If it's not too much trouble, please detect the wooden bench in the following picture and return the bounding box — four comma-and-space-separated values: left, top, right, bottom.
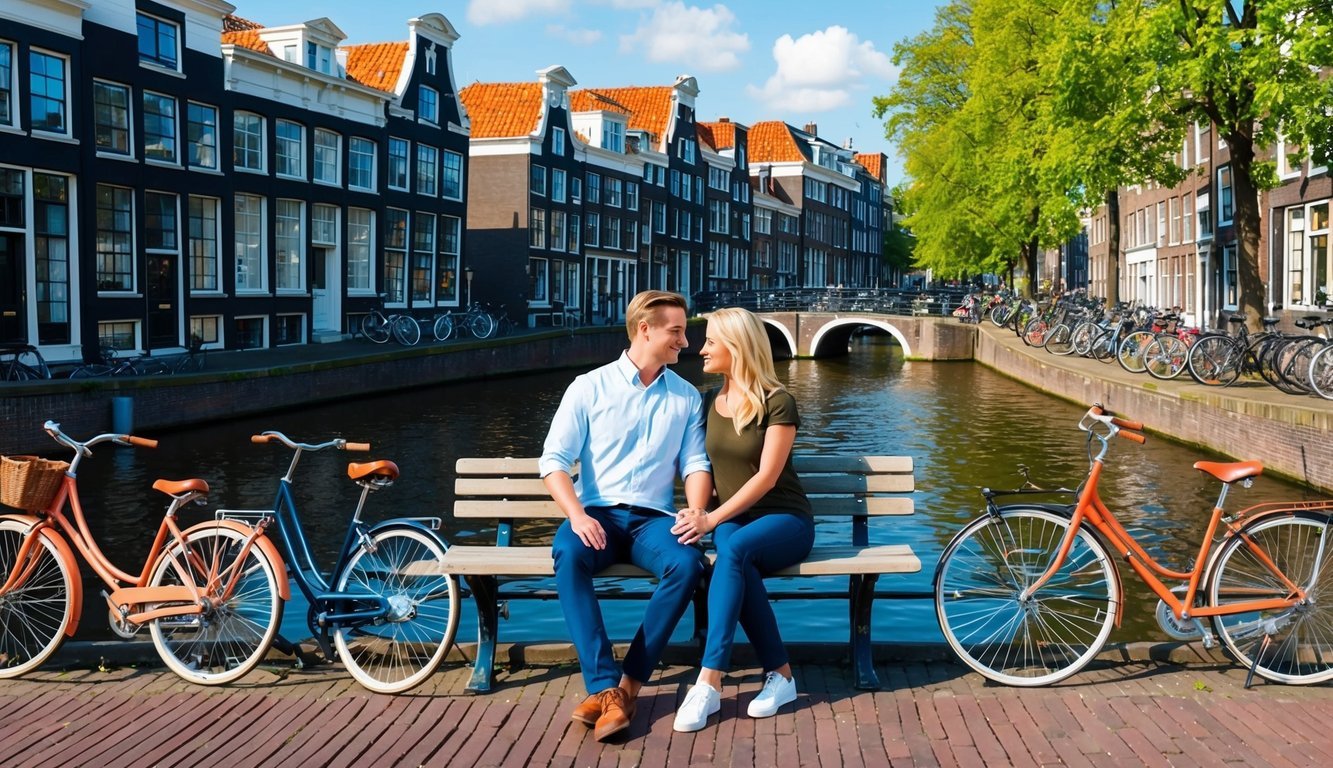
444, 455, 920, 693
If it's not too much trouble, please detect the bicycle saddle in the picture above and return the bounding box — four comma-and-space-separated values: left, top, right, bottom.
348, 460, 399, 482
152, 478, 209, 496
1192, 460, 1263, 484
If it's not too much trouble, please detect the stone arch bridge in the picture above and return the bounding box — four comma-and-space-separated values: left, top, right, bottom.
753, 312, 976, 360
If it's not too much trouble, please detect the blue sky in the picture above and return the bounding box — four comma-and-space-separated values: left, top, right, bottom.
238, 1, 945, 188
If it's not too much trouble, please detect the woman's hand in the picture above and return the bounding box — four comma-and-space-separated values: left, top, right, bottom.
671, 507, 713, 545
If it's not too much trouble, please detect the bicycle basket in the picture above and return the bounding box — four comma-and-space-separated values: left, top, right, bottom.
0, 455, 69, 510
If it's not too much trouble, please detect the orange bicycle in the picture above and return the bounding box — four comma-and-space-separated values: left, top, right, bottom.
0, 421, 287, 683
935, 404, 1333, 686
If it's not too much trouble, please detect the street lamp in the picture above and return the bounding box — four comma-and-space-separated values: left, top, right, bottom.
465, 267, 474, 308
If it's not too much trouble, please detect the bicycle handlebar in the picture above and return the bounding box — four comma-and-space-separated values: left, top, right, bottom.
43, 420, 158, 456
251, 431, 369, 452
1081, 405, 1147, 444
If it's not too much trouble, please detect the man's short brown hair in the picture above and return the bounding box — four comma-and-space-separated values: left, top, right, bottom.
624, 290, 688, 340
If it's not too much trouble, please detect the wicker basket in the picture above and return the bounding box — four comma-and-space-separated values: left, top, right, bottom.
0, 455, 69, 511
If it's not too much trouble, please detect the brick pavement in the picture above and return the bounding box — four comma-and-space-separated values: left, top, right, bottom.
1, 653, 1329, 767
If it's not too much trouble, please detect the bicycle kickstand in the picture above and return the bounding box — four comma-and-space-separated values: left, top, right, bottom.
1243, 634, 1272, 689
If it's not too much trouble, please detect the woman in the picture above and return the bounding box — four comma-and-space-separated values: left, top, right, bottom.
670, 307, 814, 733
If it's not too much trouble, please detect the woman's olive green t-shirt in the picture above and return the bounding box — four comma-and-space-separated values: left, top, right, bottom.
704, 388, 812, 517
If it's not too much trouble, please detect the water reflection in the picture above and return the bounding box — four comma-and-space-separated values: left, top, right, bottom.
63, 332, 1309, 646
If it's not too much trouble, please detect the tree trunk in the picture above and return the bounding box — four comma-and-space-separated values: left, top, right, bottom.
1104, 188, 1120, 306
1227, 132, 1266, 330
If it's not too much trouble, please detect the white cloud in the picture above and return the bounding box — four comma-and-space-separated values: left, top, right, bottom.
747, 26, 898, 113
547, 24, 604, 46
467, 0, 572, 26
600, 0, 661, 7
619, 2, 749, 72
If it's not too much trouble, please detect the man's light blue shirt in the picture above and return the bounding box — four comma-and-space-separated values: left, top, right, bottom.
540, 352, 709, 515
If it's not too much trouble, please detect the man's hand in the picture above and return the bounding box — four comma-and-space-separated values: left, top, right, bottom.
569, 510, 607, 550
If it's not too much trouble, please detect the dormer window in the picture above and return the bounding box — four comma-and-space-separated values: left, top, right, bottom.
307, 42, 333, 75
419, 86, 439, 125
137, 12, 180, 71
602, 121, 625, 153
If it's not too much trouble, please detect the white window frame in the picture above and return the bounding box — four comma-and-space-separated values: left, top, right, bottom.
93, 80, 133, 157
552, 168, 566, 203
188, 195, 222, 294
186, 102, 218, 170
347, 207, 375, 294
143, 91, 178, 165
418, 86, 439, 125
441, 150, 463, 200
1217, 165, 1233, 227
388, 137, 410, 191
349, 137, 376, 192
234, 193, 267, 293
136, 11, 181, 72
234, 112, 265, 173
552, 127, 566, 156
29, 48, 70, 138
275, 199, 305, 293
416, 144, 438, 196
275, 120, 305, 179
313, 128, 341, 186
0, 40, 17, 130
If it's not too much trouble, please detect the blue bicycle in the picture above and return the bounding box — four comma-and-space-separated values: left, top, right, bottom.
221, 431, 459, 693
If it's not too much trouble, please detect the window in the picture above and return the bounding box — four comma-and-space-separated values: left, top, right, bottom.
347, 208, 373, 292
275, 314, 304, 345
602, 120, 624, 153
567, 213, 581, 253
136, 12, 179, 70
587, 173, 601, 204
29, 50, 68, 134
626, 220, 638, 249
0, 42, 13, 127
190, 315, 220, 346
553, 127, 566, 156
94, 82, 131, 156
186, 103, 217, 169
603, 216, 620, 250
626, 182, 638, 211
530, 208, 547, 248
552, 169, 566, 203
531, 165, 547, 197
188, 196, 220, 291
234, 316, 266, 349
384, 208, 408, 303
565, 262, 580, 306
419, 86, 438, 124
1195, 122, 1211, 165
234, 112, 264, 171
585, 212, 599, 247
548, 210, 567, 253
653, 201, 666, 233
1217, 166, 1233, 226
276, 120, 304, 178
234, 194, 265, 292
416, 144, 438, 196
275, 199, 304, 292
529, 257, 548, 303
1156, 201, 1166, 247
312, 204, 337, 246
349, 137, 375, 191
571, 176, 582, 204
679, 137, 695, 163
411, 213, 434, 302
441, 150, 463, 200
95, 185, 133, 291
438, 215, 461, 304
142, 92, 177, 162
606, 178, 622, 208
33, 173, 70, 344
144, 192, 177, 251
388, 138, 409, 190
1183, 194, 1194, 243
314, 129, 340, 184
306, 42, 333, 75
709, 166, 728, 190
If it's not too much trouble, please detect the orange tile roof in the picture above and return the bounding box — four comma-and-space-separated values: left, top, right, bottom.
568, 90, 632, 117
748, 121, 807, 163
855, 153, 886, 182
697, 121, 737, 152
344, 42, 409, 93
573, 86, 673, 141
459, 83, 544, 139
223, 15, 264, 32
221, 29, 271, 55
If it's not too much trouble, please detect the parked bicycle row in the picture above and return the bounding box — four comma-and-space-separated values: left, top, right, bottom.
2, 342, 207, 381
995, 293, 1333, 399
359, 296, 522, 346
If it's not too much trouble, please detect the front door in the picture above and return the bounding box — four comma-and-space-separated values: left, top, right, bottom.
311, 246, 340, 334
0, 233, 24, 343
145, 252, 179, 350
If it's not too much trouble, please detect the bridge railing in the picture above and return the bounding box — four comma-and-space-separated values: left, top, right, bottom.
691, 288, 975, 317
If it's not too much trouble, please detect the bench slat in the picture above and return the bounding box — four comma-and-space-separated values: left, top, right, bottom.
456, 477, 556, 497
453, 496, 914, 519
792, 455, 912, 473
437, 543, 920, 577
456, 457, 544, 475
456, 470, 913, 498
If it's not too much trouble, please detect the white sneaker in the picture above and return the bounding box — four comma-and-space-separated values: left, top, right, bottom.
672, 683, 721, 732
747, 672, 797, 718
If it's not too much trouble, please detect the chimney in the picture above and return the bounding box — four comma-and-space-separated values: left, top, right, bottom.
719, 116, 730, 123
803, 122, 818, 136
844, 137, 854, 150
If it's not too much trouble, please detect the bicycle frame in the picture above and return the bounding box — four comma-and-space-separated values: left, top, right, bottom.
1020, 410, 1314, 626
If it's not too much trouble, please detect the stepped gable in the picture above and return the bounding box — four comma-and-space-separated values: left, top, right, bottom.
749, 121, 808, 163
458, 83, 544, 138
343, 42, 410, 92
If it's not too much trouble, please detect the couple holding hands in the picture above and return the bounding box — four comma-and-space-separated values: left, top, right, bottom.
540, 290, 814, 741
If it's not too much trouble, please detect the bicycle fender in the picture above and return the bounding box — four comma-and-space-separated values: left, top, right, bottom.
367, 519, 450, 548
2, 514, 84, 635
179, 519, 291, 601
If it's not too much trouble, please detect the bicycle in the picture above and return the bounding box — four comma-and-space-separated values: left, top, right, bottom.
433, 303, 496, 341
69, 345, 170, 378
0, 422, 285, 684
1186, 315, 1283, 387
360, 294, 421, 346
0, 344, 51, 381
935, 403, 1333, 687
225, 431, 459, 693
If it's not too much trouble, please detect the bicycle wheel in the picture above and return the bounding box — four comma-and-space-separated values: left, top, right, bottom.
1022, 318, 1049, 347
1070, 322, 1096, 357
333, 527, 459, 694
1187, 335, 1240, 386
0, 520, 75, 678
432, 314, 455, 341
1043, 324, 1074, 356
147, 526, 284, 685
989, 303, 1011, 327
1310, 345, 1333, 400
16, 348, 51, 380
1273, 338, 1320, 395
935, 507, 1119, 686
361, 312, 391, 344
469, 312, 495, 340
1207, 513, 1333, 685
1143, 336, 1189, 380
1116, 331, 1154, 374
392, 315, 421, 346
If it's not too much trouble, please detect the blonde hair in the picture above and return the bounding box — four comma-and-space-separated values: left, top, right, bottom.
625, 290, 688, 340
707, 307, 784, 433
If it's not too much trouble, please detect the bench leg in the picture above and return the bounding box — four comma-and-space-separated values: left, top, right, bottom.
464, 574, 500, 693
849, 574, 881, 690
692, 570, 711, 649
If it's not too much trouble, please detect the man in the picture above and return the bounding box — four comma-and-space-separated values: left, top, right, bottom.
540, 290, 712, 742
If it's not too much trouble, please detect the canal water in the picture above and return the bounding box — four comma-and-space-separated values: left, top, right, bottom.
66, 335, 1311, 648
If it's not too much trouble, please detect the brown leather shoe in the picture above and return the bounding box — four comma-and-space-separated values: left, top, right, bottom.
593, 687, 636, 742
571, 693, 603, 726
